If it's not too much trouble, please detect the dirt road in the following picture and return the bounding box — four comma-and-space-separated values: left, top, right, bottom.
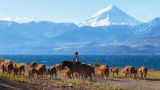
0, 76, 160, 90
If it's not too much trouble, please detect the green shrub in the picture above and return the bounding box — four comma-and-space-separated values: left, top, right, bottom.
93, 60, 101, 67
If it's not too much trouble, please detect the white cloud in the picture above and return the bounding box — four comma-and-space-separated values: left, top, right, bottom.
0, 15, 54, 23
0, 15, 32, 23
0, 16, 12, 21
14, 17, 33, 23
15, 17, 30, 20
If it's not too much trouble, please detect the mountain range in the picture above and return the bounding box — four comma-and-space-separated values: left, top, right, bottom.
0, 5, 160, 55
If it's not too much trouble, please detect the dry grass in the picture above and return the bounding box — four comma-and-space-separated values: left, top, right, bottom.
146, 70, 160, 81
0, 72, 28, 83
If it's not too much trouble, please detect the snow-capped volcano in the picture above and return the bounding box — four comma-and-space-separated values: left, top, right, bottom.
85, 5, 142, 27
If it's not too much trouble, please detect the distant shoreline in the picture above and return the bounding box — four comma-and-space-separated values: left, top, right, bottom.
0, 55, 160, 70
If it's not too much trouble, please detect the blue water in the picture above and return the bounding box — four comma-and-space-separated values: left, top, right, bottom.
0, 55, 160, 70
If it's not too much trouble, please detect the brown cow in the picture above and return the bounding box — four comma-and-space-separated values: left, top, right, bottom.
98, 65, 109, 80
138, 66, 148, 79
15, 64, 25, 75
110, 67, 119, 77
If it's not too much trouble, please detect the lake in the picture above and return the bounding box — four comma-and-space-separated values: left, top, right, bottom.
0, 55, 160, 70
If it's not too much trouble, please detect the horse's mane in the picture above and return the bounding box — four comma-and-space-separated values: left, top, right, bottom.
63, 60, 72, 63
62, 60, 74, 69
30, 62, 37, 67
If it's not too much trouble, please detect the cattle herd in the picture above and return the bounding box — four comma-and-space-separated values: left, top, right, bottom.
0, 60, 148, 81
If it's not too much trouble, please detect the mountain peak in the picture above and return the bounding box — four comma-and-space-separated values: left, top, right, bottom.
85, 5, 142, 27
92, 5, 118, 18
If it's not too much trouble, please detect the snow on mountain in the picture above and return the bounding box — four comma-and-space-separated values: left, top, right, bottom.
85, 5, 142, 27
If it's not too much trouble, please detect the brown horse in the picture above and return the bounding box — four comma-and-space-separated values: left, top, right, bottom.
54, 64, 62, 72
13, 65, 19, 77
28, 67, 35, 78
110, 67, 119, 77
98, 65, 109, 80
28, 62, 37, 78
61, 61, 93, 81
15, 64, 25, 75
122, 66, 137, 78
132, 68, 138, 78
64, 69, 72, 79
30, 62, 37, 67
1, 60, 14, 76
47, 66, 57, 78
32, 64, 46, 78
138, 66, 148, 79
81, 64, 95, 80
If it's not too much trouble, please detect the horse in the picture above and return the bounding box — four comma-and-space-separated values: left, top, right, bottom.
64, 69, 72, 79
32, 64, 46, 78
110, 67, 119, 77
28, 62, 37, 78
61, 61, 82, 79
15, 64, 25, 75
98, 65, 109, 80
28, 67, 35, 78
122, 66, 137, 78
81, 64, 95, 80
1, 60, 14, 76
61, 61, 93, 81
13, 65, 19, 77
138, 66, 148, 79
28, 63, 46, 78
30, 62, 37, 67
54, 64, 62, 72
47, 66, 57, 78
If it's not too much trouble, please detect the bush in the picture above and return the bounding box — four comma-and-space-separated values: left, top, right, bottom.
93, 60, 101, 67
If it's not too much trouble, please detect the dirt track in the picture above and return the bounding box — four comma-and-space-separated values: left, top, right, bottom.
0, 75, 160, 90
0, 77, 33, 90
96, 78, 160, 90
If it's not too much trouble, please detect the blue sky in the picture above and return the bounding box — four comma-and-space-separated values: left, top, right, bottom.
0, 0, 159, 24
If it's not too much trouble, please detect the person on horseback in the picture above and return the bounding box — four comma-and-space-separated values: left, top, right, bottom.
73, 52, 80, 63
